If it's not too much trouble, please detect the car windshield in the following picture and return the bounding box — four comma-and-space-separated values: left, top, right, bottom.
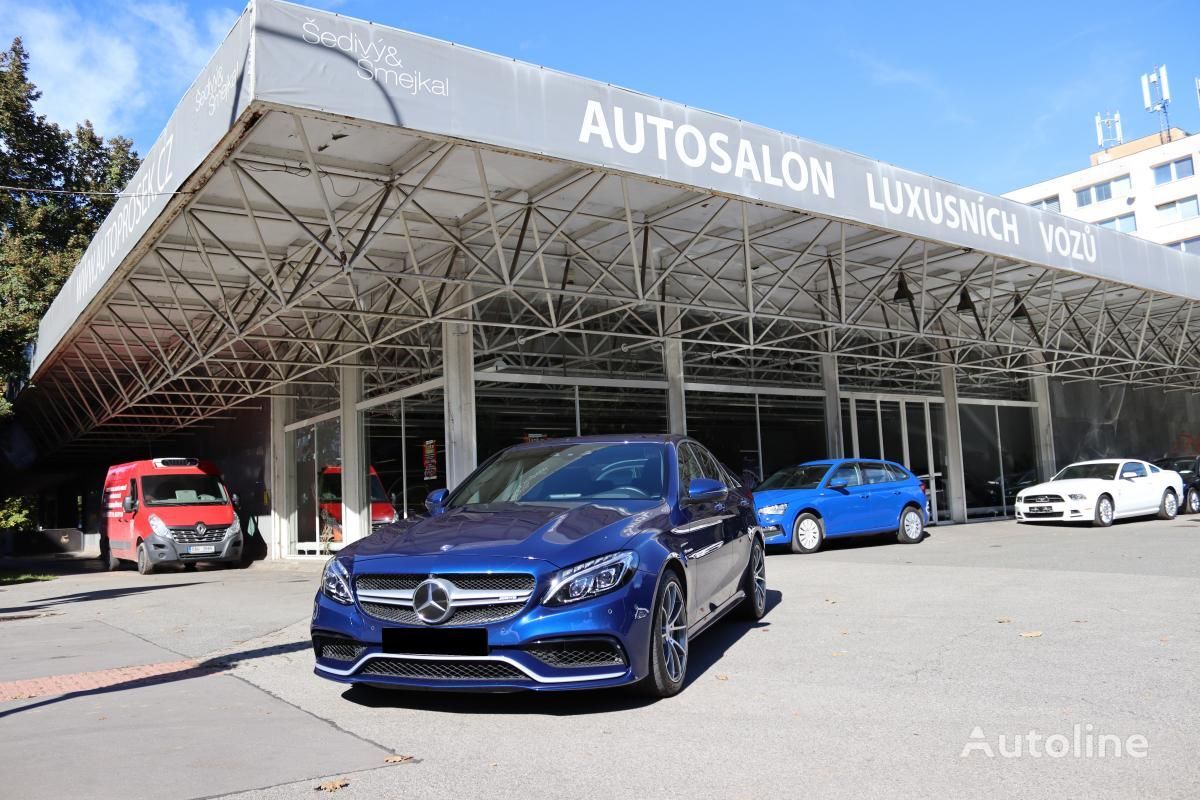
1053, 463, 1118, 481
142, 475, 228, 506
1155, 457, 1195, 476
757, 464, 832, 491
447, 442, 668, 508
319, 471, 389, 503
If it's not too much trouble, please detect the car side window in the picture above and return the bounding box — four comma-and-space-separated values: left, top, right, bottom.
1121, 462, 1147, 478
687, 443, 723, 482
886, 464, 910, 482
128, 479, 138, 506
862, 462, 893, 485
1149, 464, 1160, 474
829, 463, 862, 487
677, 444, 705, 489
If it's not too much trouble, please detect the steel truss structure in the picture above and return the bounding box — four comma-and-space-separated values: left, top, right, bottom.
21, 108, 1200, 455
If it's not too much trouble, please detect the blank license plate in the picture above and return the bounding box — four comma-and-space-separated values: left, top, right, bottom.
188, 545, 216, 554
1029, 506, 1051, 513
383, 627, 487, 656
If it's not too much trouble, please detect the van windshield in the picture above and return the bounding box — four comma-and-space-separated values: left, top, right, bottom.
142, 475, 228, 506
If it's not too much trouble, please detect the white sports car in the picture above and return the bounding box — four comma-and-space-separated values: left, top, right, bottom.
1015, 459, 1185, 527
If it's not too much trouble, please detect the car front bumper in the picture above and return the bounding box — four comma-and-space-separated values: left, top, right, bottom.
1014, 498, 1093, 523
310, 567, 660, 692
144, 531, 243, 564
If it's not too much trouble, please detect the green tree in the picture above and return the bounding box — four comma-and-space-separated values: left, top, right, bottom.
0, 38, 140, 385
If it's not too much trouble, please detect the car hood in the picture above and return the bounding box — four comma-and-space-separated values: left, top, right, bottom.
344, 499, 669, 569
1018, 479, 1110, 498
753, 488, 818, 508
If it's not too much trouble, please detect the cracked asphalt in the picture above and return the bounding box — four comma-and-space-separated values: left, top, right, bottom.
2, 516, 1198, 799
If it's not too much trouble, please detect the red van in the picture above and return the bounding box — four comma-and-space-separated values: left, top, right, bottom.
317, 465, 399, 542
103, 458, 242, 574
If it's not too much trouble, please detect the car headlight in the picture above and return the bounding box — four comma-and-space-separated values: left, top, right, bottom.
544, 551, 638, 606
1068, 493, 1087, 501
148, 514, 171, 538
228, 516, 241, 537
758, 503, 788, 516
321, 558, 353, 605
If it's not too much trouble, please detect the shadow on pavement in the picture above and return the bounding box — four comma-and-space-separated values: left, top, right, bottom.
0, 640, 311, 720
0, 583, 195, 615
343, 589, 783, 715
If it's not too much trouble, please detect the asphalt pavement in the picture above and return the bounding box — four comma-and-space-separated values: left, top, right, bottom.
2, 516, 1198, 799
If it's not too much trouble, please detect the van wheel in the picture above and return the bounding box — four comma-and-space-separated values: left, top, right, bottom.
106, 550, 122, 571
136, 543, 155, 575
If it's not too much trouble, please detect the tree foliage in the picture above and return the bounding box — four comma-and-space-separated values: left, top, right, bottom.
0, 38, 141, 383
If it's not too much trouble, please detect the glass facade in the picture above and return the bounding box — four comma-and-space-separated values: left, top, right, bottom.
960, 403, 1037, 519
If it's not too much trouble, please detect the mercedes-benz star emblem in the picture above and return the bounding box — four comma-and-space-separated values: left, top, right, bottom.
195, 522, 207, 536
413, 578, 454, 625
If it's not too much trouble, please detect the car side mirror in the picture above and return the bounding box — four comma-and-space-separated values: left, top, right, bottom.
683, 477, 728, 506
827, 478, 849, 491
231, 493, 240, 508
1121, 471, 1138, 480
425, 488, 450, 515
122, 496, 136, 513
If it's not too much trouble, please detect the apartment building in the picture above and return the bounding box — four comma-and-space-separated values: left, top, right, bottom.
1005, 128, 1200, 254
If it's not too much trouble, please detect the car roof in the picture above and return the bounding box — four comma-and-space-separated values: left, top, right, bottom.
1066, 459, 1132, 465
504, 433, 684, 452
791, 458, 905, 468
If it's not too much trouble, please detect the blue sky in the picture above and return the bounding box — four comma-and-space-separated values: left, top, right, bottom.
2, 0, 1198, 194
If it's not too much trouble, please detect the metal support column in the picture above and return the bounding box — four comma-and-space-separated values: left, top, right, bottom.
821, 354, 843, 458
664, 337, 686, 435
339, 362, 369, 544
443, 320, 478, 490
940, 366, 968, 524
268, 392, 291, 560
1031, 374, 1057, 480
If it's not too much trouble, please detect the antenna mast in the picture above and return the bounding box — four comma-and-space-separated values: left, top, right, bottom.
1095, 112, 1123, 149
1141, 65, 1173, 143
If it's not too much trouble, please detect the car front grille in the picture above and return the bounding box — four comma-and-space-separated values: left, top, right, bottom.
313, 636, 367, 662
355, 573, 535, 593
360, 601, 526, 627
526, 640, 627, 669
170, 526, 228, 544
1024, 495, 1064, 504
360, 658, 525, 682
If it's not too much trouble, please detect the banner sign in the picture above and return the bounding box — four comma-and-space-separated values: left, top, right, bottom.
422, 439, 437, 481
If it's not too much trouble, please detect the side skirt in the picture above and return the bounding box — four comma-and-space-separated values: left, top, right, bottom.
687, 590, 745, 640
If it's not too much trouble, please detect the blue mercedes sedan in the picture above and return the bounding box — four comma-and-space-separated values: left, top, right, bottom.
311, 435, 767, 697
754, 459, 927, 554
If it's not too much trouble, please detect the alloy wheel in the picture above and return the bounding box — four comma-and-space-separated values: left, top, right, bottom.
1190, 490, 1200, 514
751, 546, 766, 611
1100, 498, 1114, 524
797, 518, 821, 550
659, 581, 688, 683
1165, 492, 1178, 517
903, 510, 922, 540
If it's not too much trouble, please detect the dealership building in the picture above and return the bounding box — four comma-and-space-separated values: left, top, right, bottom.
13, 0, 1200, 558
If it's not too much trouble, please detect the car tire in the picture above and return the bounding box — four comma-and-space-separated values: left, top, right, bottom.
1187, 487, 1200, 515
791, 513, 824, 554
1092, 495, 1114, 528
636, 572, 688, 698
1157, 489, 1178, 521
136, 542, 155, 575
896, 504, 924, 544
739, 539, 767, 620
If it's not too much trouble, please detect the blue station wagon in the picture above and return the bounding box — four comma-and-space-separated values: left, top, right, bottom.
754, 459, 927, 553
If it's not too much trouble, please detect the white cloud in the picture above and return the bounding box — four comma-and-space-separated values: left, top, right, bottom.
0, 0, 240, 144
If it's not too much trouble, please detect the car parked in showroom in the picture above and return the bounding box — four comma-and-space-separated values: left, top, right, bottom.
1015, 459, 1184, 526
752, 459, 927, 554
310, 435, 767, 698
1153, 455, 1200, 514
